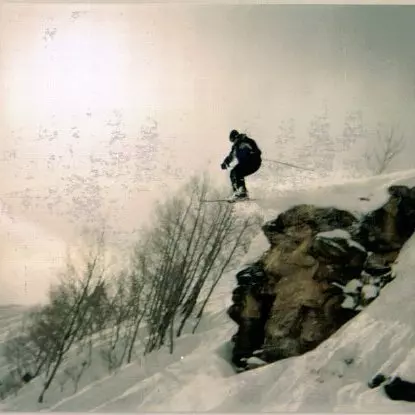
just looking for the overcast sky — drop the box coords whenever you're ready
[2,4,415,155]
[1,2,415,237]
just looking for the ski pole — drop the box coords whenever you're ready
[263,158,316,172]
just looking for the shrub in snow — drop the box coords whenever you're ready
[312,228,367,269]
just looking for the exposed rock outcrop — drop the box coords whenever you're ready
[369,373,415,402]
[228,185,415,371]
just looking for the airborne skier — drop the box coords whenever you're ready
[221,129,262,202]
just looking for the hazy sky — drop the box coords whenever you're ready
[2,2,415,304]
[1,2,415,238]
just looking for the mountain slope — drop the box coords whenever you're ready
[3,169,415,412]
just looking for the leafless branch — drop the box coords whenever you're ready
[365,126,406,174]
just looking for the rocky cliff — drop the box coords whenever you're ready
[228,184,415,371]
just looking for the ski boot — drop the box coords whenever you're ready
[228,188,249,203]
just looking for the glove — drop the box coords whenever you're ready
[221,162,228,170]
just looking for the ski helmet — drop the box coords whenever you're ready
[229,129,239,142]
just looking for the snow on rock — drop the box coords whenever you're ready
[316,228,366,253]
[245,356,268,369]
[343,278,364,294]
[341,295,357,310]
[361,284,379,301]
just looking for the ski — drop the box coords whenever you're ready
[201,198,257,203]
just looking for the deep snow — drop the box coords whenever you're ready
[3,169,415,411]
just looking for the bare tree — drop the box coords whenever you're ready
[36,250,106,403]
[56,371,70,393]
[63,360,89,393]
[1,174,261,402]
[3,327,39,380]
[123,266,149,363]
[2,308,59,385]
[1,249,106,404]
[0,369,23,399]
[365,125,406,174]
[191,214,260,334]
[94,259,150,368]
[306,110,334,174]
[129,174,262,355]
[98,270,137,372]
[275,118,296,147]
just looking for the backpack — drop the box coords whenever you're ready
[235,135,262,161]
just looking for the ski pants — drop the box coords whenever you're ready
[230,157,262,193]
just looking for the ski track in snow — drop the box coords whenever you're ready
[3,169,415,411]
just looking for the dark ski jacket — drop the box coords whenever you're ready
[223,134,262,167]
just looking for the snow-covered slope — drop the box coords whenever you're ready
[4,169,415,412]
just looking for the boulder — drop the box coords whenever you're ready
[228,185,415,371]
[353,184,415,254]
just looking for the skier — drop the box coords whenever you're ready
[221,129,262,202]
